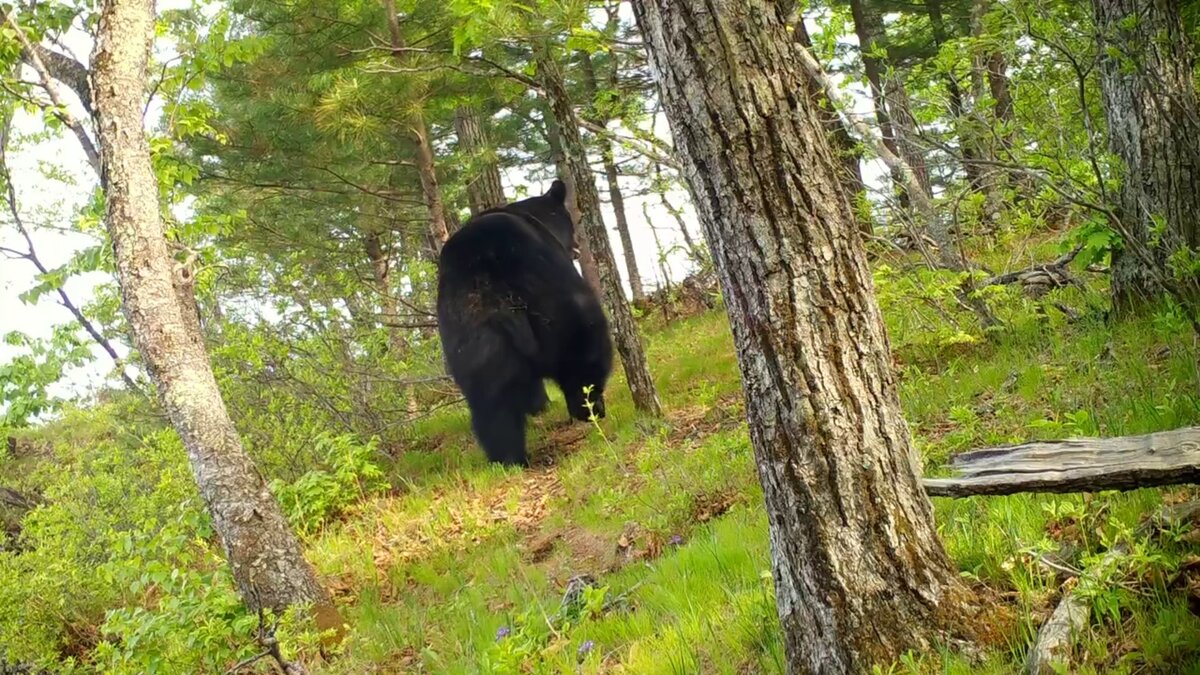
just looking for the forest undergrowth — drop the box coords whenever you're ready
[3,230,1200,674]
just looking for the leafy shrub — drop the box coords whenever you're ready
[0,407,338,671]
[270,431,387,536]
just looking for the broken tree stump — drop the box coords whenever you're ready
[923,427,1200,497]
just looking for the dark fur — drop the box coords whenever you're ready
[436,180,613,466]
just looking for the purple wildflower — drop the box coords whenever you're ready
[495,626,511,641]
[669,534,684,546]
[577,639,596,659]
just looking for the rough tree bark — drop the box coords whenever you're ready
[579,51,646,302]
[536,43,662,417]
[91,0,337,622]
[1092,0,1200,309]
[542,96,604,295]
[453,105,506,215]
[632,2,964,671]
[382,0,450,253]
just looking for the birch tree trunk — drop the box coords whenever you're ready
[580,51,646,302]
[1092,0,1200,309]
[631,2,962,670]
[91,0,337,621]
[536,43,663,417]
[453,105,506,215]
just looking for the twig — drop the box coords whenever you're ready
[1027,502,1200,674]
[222,650,271,675]
[0,113,145,396]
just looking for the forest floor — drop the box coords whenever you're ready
[5,232,1200,674]
[306,237,1200,673]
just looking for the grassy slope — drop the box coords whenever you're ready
[307,254,1200,673]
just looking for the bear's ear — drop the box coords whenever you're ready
[547,179,568,204]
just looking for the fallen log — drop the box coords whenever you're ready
[924,426,1200,497]
[979,245,1084,298]
[1,485,42,544]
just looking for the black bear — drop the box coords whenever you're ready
[436,180,613,467]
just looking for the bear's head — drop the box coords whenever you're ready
[505,180,579,259]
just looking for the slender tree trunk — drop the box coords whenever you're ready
[91,0,338,625]
[535,43,662,417]
[791,18,869,233]
[632,3,964,670]
[579,51,646,302]
[382,0,449,253]
[928,0,984,189]
[411,120,450,253]
[453,105,507,215]
[601,154,645,301]
[1093,0,1200,309]
[983,1,1014,158]
[849,0,931,205]
[887,78,931,197]
[362,229,408,355]
[542,97,604,295]
[968,0,1004,229]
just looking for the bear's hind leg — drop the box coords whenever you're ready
[526,381,549,416]
[468,399,529,467]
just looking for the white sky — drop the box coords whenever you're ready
[0,8,887,404]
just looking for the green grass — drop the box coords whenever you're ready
[5,230,1198,672]
[304,266,1200,673]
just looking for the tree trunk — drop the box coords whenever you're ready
[631,2,963,671]
[535,43,663,417]
[542,96,604,295]
[579,51,646,302]
[849,0,931,205]
[382,0,449,254]
[91,0,338,623]
[887,77,932,198]
[1093,0,1200,309]
[928,0,986,192]
[453,105,506,215]
[412,120,451,254]
[968,0,1004,230]
[791,18,869,234]
[362,229,409,355]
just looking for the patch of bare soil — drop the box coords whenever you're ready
[529,420,591,467]
[665,392,745,445]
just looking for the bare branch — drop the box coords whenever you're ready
[0,113,143,396]
[3,12,101,175]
